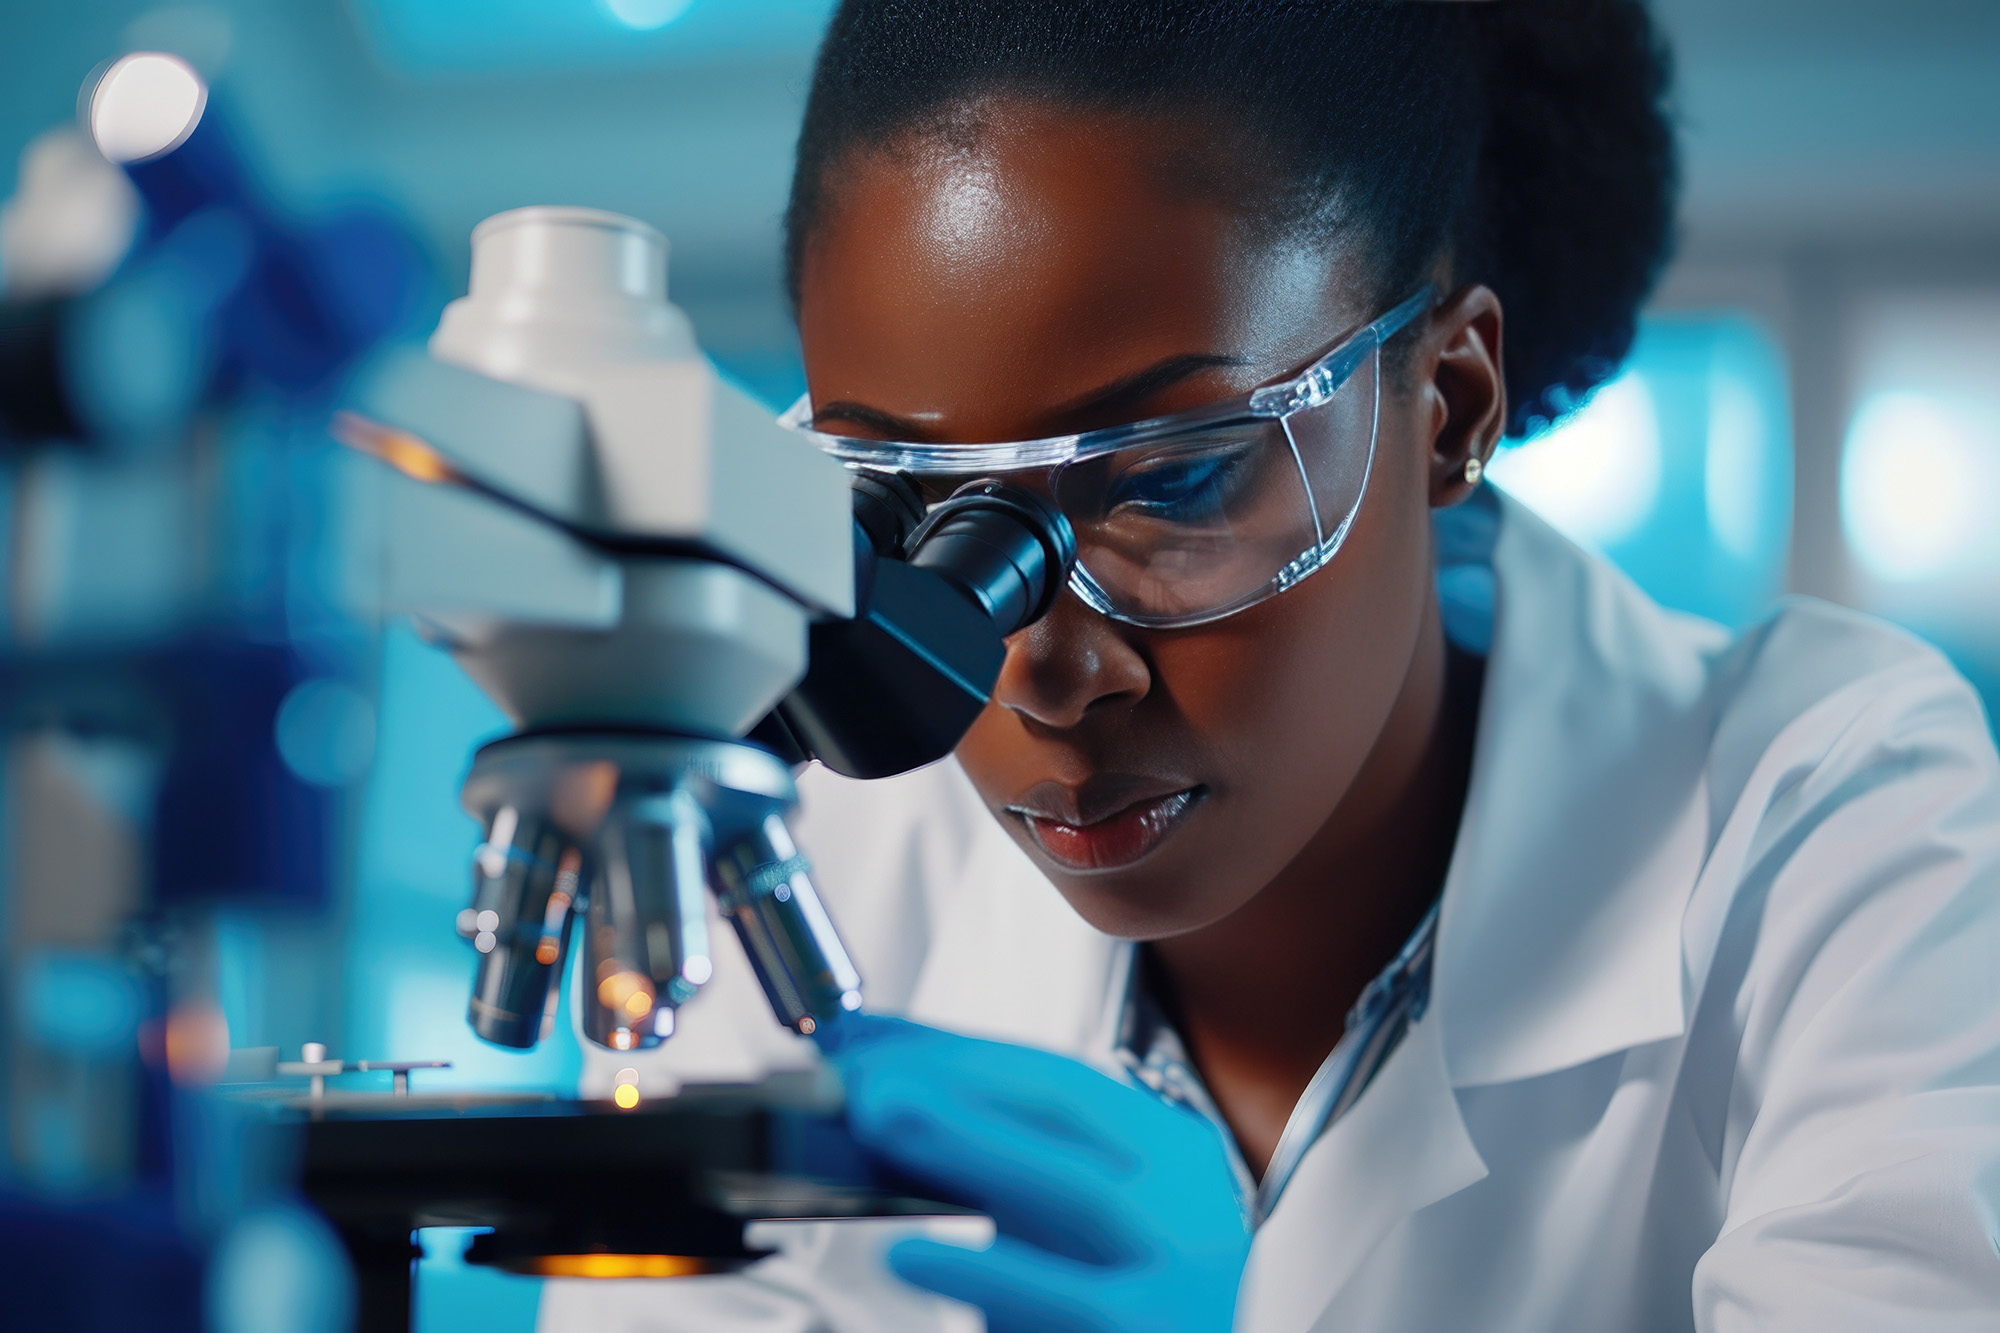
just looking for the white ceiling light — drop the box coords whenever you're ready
[600,0,695,31]
[89,52,208,165]
[1487,373,1663,551]
[1841,391,1992,582]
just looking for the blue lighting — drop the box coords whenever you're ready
[1490,313,1793,629]
[414,1229,540,1333]
[600,0,695,31]
[350,0,835,75]
[17,951,143,1057]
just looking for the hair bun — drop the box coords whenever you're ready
[1474,0,1679,436]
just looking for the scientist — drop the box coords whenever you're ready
[548,1,2000,1330]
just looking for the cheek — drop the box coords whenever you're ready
[1174,424,1433,799]
[1129,431,1436,922]
[1165,531,1420,823]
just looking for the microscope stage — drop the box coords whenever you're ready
[288,1079,965,1328]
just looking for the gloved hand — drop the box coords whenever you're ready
[816,1014,1251,1333]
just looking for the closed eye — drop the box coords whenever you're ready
[1107,444,1257,521]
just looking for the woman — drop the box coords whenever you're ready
[548,2,2000,1330]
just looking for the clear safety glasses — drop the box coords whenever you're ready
[782,287,1434,629]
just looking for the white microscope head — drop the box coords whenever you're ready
[430,205,849,613]
[346,206,853,739]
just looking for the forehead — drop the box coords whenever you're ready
[796,98,1358,435]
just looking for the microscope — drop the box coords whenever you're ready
[1,45,1063,1330]
[337,204,1074,1057]
[301,207,1071,1322]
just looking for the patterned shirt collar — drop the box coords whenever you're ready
[1111,901,1440,1225]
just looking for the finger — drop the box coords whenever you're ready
[815,1012,968,1060]
[836,1025,1163,1156]
[847,1067,1119,1204]
[887,1235,1116,1333]
[847,1068,1137,1261]
[810,1009,901,1056]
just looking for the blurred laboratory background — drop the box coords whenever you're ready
[2,1,1997,1328]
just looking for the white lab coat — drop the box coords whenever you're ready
[541,488,2000,1332]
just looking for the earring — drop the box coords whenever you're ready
[1463,455,1484,486]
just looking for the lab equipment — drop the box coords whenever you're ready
[295,1075,973,1330]
[270,1043,453,1102]
[0,51,421,1332]
[290,207,1060,1325]
[336,205,1074,1055]
[1,55,420,450]
[820,1013,1251,1333]
[784,286,1431,628]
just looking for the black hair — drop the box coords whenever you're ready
[784,0,1677,437]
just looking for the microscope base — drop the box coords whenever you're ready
[293,1079,964,1332]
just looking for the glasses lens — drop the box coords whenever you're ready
[1055,421,1316,622]
[1056,342,1381,624]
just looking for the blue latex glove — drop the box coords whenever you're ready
[818,1014,1251,1333]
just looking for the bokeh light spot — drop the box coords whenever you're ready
[90,52,207,164]
[599,0,694,32]
[1487,373,1662,550]
[275,678,377,787]
[1842,391,1992,581]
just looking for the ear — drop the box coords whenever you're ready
[1414,283,1506,508]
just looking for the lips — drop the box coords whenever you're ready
[1007,780,1206,872]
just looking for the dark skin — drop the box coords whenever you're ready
[798,99,1507,1176]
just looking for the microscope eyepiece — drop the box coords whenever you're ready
[905,479,1076,637]
[760,475,1078,781]
[848,469,927,559]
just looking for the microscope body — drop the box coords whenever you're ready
[344,205,1073,1059]
[345,208,865,1054]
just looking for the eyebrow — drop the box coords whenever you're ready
[1048,352,1248,427]
[812,351,1247,442]
[809,400,933,440]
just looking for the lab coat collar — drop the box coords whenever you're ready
[1233,492,1723,1331]
[1235,1005,1488,1331]
[1432,487,1723,1088]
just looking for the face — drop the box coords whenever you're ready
[797,98,1494,940]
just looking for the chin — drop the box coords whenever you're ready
[1033,856,1243,942]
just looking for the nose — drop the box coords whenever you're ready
[991,586,1151,730]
